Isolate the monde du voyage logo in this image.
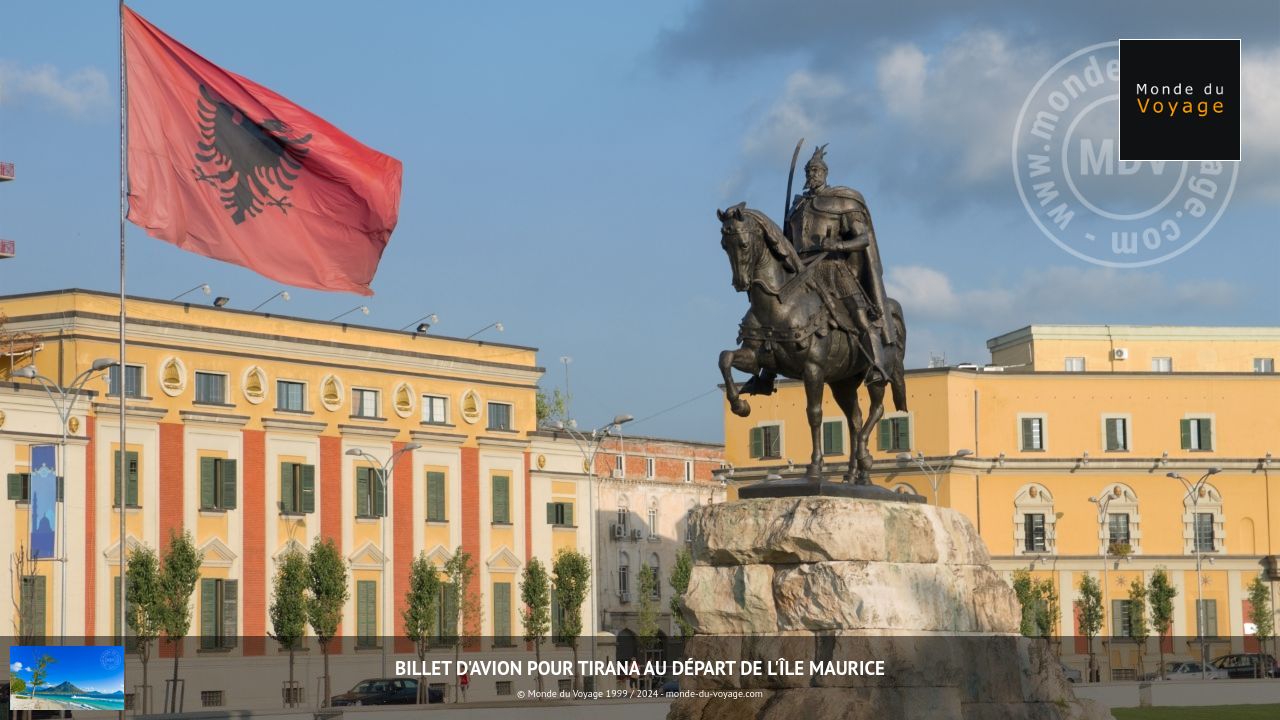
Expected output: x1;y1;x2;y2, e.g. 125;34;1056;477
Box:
1012;41;1239;268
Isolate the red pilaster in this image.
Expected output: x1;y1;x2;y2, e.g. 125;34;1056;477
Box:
158;423;185;550
242;429;266;655
393;441;414;653
461;445;481;650
319;434;344;649
85;416;97;641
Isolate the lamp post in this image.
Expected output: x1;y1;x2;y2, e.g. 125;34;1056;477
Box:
345;442;422;676
895;449;973;504
250;290;290;312
170;283;210;302
465;322;504;340
541;413;633;689
1167;467;1222;678
1088;493;1116;682
14;358;117;644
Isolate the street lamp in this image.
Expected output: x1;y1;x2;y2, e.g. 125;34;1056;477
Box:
465;322;504;340
540;412;633;689
14;358;117;644
894;449;972;505
1167;467;1222;677
250;290;290;312
345;442;423;676
1088;493;1115;683
330;305;370;323
399;314;439;333
171;283;211;302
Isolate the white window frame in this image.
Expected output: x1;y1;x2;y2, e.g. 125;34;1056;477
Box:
1064;357;1086;372
647;506;658;539
645;457;655;478
880;412;913;453
1151;356;1172;373
276;379;307;412
684;460;693;483
753;423;783;459
1254;357;1274;373
108;363;146;398
1101;414;1132;452
421;394;449;424
1183;414;1216;452
193;370;228;404
352;387;380;418
1013;483;1056;556
1017;413;1047;452
487;401;513;431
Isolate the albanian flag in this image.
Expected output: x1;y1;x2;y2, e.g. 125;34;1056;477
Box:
124;6;402;296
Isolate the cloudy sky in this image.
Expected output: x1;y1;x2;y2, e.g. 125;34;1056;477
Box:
0;1;1276;442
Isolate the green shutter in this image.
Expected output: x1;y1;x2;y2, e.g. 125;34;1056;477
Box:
493;475;509;523
1180;419;1192;450
357;580;376;645
427;472;445;521
356;467;371;517
56;475;63;502
126;451;139;506
372;469;386;518
444;583;458;639
21;575;46;642
300;465;316;513
546;502;555;525
1021;419;1034;450
114;451;122;506
201;579;218;649
8;473;22;500
280;463;295;513
494;582;511;643
893;418;910;451
766;427;780;457
823;421;843;455
222;459;238;510
221;580;238;648
565;502;574;527
113;575;121;643
877;420;890;451
749;427;763;459
1106;419;1120;451
200;458;217;509
1198;419;1212;451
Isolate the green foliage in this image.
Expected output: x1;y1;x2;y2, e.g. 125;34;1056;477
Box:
403;552;442;660
1078;573;1104;682
306;537;349;645
126;544;165;650
520;557;551;644
443;547;480;647
1127;576;1150;678
669;548;695;637
9;674;25;694
31;654;54;696
159;530;204;644
637;565;660;653
552;549;592;690
269;548;309;652
535;387;569;423
1148;568;1177;679
1247;575;1274;651
1012;569;1056;638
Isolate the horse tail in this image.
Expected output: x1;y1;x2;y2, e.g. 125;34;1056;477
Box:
888;298;908;412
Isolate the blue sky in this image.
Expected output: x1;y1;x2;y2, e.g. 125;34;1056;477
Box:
0;1;1276;442
9;646;125;693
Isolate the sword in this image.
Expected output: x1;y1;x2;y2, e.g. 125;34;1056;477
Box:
784;138;805;225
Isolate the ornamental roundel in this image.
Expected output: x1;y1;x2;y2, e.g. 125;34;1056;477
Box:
242;366;268;405
459;389;482;425
159;356;187;397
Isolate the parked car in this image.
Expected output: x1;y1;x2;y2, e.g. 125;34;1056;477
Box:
1142;661;1229;681
329;678;442;706
1058;661;1082;683
1211;653;1280;679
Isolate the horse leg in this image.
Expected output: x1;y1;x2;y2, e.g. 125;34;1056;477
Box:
858;381;887;485
828;377;860;484
802;363;825;482
719;347;758;418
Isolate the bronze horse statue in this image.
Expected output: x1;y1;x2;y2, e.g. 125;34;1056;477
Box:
716;202;907;485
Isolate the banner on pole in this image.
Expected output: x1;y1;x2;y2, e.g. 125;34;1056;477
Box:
30;444;57;560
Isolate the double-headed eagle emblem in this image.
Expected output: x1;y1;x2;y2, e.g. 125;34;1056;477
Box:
192;84;312;224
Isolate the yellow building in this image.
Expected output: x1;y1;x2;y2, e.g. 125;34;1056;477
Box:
1;288;599;703
724;325;1280;679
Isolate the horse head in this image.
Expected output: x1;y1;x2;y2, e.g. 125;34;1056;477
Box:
718;203;798;294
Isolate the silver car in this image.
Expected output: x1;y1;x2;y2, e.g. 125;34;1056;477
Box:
1145;661;1229;681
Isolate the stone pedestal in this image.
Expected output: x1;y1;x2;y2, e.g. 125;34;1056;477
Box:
668;497;1112;720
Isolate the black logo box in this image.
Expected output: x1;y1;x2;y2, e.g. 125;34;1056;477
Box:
1119;39;1241;162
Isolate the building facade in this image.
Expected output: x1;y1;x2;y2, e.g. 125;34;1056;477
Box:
724;325;1280;680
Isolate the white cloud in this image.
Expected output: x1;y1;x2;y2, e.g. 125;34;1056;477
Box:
1241;48;1280;200
877;45;927;116
10;661;22;672
0;61;109;116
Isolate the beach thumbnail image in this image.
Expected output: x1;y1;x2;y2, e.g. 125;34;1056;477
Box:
8;645;125;714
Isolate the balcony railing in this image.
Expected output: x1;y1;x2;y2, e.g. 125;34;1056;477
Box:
0;161;13;180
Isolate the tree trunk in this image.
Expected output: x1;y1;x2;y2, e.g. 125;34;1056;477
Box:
170;640;181;713
417;649;427;704
140;650;149;714
287;648;296;706
535;638;543;692
571;639;580;691
321;639;331;707
1157;638;1165;680
454;643;461;702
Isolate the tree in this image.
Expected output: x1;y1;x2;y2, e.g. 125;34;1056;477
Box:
637;565;661;668
1012;569;1054;639
1126;577;1149;679
1247;575;1275;678
10;544;39;644
126;544;165;713
1036;577;1060;649
552;549;591;691
30;653;55;704
1078;574;1104;682
1147;568;1177;679
403;552;441;703
159;530;203;714
9;673;25;695
535;387;569;423
669;548;695;637
442;546;481;702
520;557;551;692
269;548;309;706
307;537;349;707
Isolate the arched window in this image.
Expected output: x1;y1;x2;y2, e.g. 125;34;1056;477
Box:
647;496;659;540
892;483;918;496
1095;483;1141;555
1013;483;1056;555
618;550;631;601
616;494;630;537
1183;482;1224;554
648;552;661;600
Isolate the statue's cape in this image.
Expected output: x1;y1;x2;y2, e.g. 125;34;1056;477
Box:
810;186;867;214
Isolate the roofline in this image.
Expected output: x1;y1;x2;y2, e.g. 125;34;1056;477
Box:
987;324;1280;351
720;366;1280;389
528;428;724;449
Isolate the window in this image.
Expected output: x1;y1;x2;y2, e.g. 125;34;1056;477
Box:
1196;599;1218;637
646;457;655;478
1108;513;1130;547
279;462;316;514
822;420;844;455
199;578;238;649
616;507;629;534
20;574;45;643
487;402;512;431
496;681;513;696
547;501;574;526
1064;357;1085;372
352;389;380;418
426;471;446;522
1180;418;1213;451
356;580;378;648
435;583;458;645
877;416;911;452
649;559;661;600
276;380;305;411
558;679;572;692
493;582;512;647
1020;417;1045;451
618;564;630;599
648;507;658;538
1255;358;1274;373
615;454;624;474
1151;357;1172;373
1194;513;1215;552
684;460;693;482
1104;417;1129;451
550;584;570;644
422;395;449;424
194;372;226;403
107;364;143;398
749;425;782;459
200;691;225;708
355;466;385;518
1023;514;1046;552
492;474;510;523
1111;599;1132;637
199;457;238;511
7;472;31;502
113;450;140;507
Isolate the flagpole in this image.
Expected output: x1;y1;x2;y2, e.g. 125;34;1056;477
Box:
118;1;129;695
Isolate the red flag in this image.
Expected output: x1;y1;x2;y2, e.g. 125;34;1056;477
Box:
123;6;402;296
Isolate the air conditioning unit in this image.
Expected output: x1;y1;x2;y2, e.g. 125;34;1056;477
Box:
631;529;643;541
612;524;625;540
619;590;631;603
612;469;626;479
1112;348;1129;360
